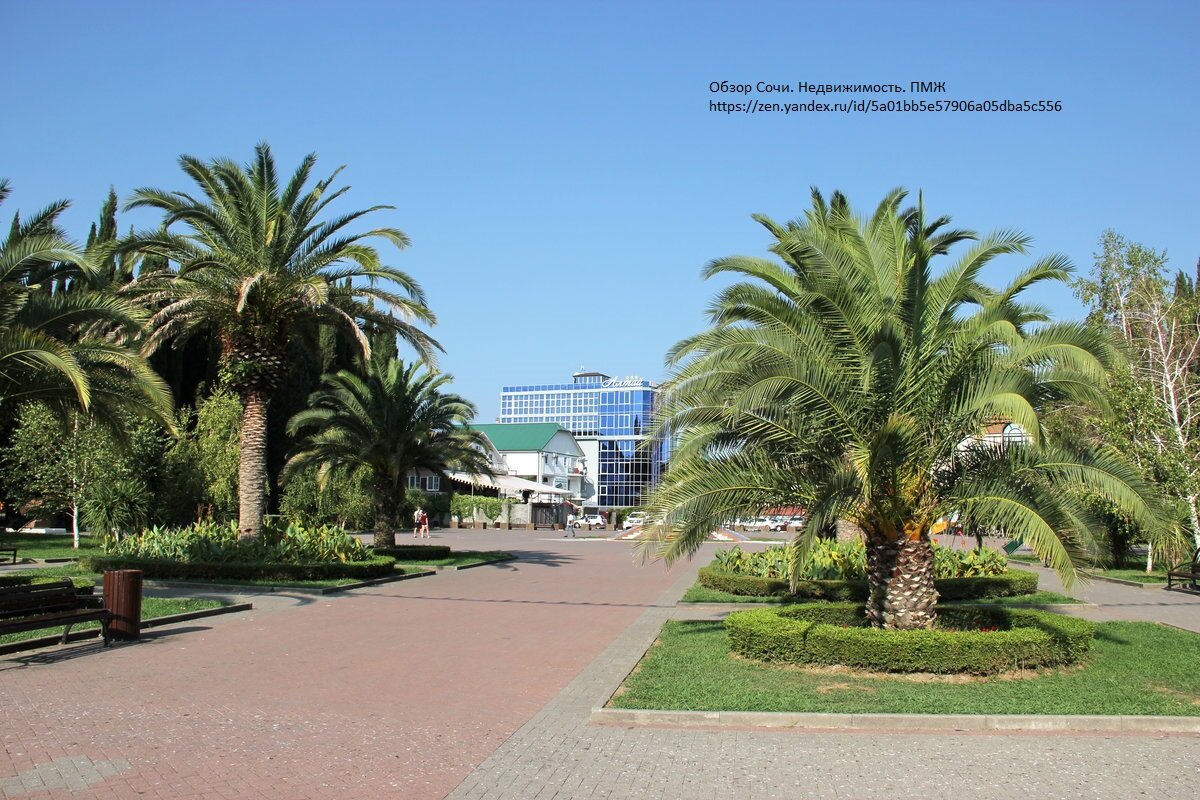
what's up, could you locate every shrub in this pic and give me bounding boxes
[697,566,1037,601]
[373,544,452,561]
[102,519,371,564]
[712,541,1009,581]
[726,603,1094,674]
[78,555,396,582]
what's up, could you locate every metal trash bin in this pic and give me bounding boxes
[103,570,143,640]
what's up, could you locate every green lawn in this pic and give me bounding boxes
[679,583,1080,605]
[0,596,226,645]
[390,550,513,568]
[0,532,100,561]
[0,563,427,590]
[1091,568,1168,584]
[611,620,1200,716]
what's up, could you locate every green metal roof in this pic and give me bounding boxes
[471,423,569,452]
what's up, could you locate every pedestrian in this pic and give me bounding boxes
[413,506,423,539]
[565,511,575,537]
[420,509,430,538]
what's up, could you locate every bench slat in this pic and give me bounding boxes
[0,609,112,636]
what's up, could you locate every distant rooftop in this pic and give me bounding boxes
[471,422,573,452]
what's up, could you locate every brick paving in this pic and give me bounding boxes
[0,531,689,799]
[3,531,1199,799]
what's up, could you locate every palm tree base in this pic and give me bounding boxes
[865,537,939,629]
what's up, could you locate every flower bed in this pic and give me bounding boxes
[697,566,1038,600]
[725,602,1094,674]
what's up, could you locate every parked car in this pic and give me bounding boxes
[573,514,606,529]
[623,513,647,530]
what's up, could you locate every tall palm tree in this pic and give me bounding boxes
[647,188,1164,629]
[123,143,439,539]
[0,180,171,427]
[282,356,492,548]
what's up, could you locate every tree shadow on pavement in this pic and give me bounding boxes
[0,624,215,671]
[487,549,579,569]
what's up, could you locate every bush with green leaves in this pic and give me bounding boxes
[450,494,513,524]
[373,544,452,560]
[697,565,1038,601]
[82,478,152,540]
[712,541,1007,581]
[725,602,1094,674]
[279,465,374,530]
[100,519,370,564]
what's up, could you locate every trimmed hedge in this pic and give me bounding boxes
[726,602,1095,674]
[697,567,1037,601]
[0,574,95,593]
[373,544,452,561]
[79,555,397,582]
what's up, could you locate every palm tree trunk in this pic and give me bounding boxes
[237,388,271,541]
[865,537,938,629]
[374,496,396,549]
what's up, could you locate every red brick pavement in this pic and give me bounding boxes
[0,533,693,799]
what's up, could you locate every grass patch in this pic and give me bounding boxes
[0,532,100,561]
[611,620,1200,715]
[1091,568,1168,584]
[0,563,424,590]
[680,582,1080,606]
[0,597,225,645]
[390,550,512,568]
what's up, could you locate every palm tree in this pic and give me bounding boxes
[282,356,492,548]
[123,143,439,539]
[647,188,1165,629]
[0,180,171,427]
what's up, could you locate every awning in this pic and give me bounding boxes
[448,472,572,496]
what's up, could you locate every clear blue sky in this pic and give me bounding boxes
[5,1,1198,422]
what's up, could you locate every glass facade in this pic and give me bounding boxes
[499,372,666,509]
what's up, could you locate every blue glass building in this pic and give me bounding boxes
[498,371,666,509]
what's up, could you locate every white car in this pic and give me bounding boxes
[623,513,647,530]
[573,514,606,528]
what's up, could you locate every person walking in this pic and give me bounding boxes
[413,506,423,539]
[420,509,430,538]
[565,512,576,538]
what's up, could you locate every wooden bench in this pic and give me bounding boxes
[0,543,16,564]
[0,580,112,646]
[1167,548,1200,591]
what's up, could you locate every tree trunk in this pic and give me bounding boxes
[237,388,271,541]
[865,537,938,629]
[374,496,395,549]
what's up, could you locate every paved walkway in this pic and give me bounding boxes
[2,532,1198,799]
[0,531,691,799]
[1011,562,1200,633]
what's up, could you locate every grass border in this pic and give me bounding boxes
[590,707,1200,733]
[0,602,253,656]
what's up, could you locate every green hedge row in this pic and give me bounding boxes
[373,544,451,561]
[0,574,95,593]
[697,567,1038,601]
[725,602,1094,674]
[80,555,397,582]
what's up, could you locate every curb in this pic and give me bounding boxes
[1086,573,1166,589]
[0,602,253,656]
[427,555,518,571]
[590,707,1200,734]
[323,569,436,593]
